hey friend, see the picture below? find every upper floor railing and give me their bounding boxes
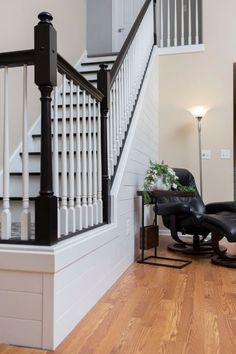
[157,0,203,52]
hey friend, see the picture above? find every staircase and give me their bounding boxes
[0,0,155,245]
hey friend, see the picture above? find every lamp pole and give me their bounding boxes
[197,116,203,197]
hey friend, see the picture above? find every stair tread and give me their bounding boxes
[81,60,115,66]
[52,102,98,108]
[10,171,91,176]
[20,150,96,156]
[32,132,98,138]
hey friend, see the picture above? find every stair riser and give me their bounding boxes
[1,175,93,198]
[32,135,98,151]
[53,93,96,106]
[0,176,39,198]
[24,153,98,172]
[51,119,98,135]
[52,106,98,119]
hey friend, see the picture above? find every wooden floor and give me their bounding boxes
[1,236,236,354]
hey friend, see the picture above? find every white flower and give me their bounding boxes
[167,167,175,176]
[172,183,177,189]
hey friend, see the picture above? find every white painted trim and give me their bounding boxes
[0,222,116,273]
[158,44,205,55]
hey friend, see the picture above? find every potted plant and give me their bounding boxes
[143,161,194,204]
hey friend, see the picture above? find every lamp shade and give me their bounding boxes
[189,106,209,118]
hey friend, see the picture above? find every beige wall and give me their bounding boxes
[159,0,235,203]
[0,0,86,167]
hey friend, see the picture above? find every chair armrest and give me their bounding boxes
[155,202,191,216]
[206,201,236,213]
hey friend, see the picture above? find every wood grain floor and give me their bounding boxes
[1,236,236,354]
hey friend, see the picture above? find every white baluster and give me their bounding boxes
[160,0,164,47]
[112,86,118,166]
[188,0,192,45]
[68,80,76,232]
[115,79,120,152]
[82,90,88,228]
[167,0,170,47]
[75,86,82,230]
[174,0,177,46]
[53,86,61,238]
[1,67,11,240]
[121,63,126,140]
[118,71,124,141]
[60,74,68,235]
[93,100,98,224]
[195,0,199,44]
[181,0,185,45]
[124,57,129,130]
[118,72,123,146]
[109,89,114,176]
[87,95,93,227]
[97,103,103,223]
[21,65,30,240]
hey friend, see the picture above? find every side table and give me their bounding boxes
[137,190,193,269]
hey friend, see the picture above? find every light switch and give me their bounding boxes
[201,149,211,159]
[221,149,231,159]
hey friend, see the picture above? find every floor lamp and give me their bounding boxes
[189,106,209,197]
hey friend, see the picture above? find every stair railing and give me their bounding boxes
[97,0,156,199]
[0,12,104,245]
[157,0,202,48]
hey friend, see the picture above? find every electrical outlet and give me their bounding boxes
[201,149,211,159]
[221,149,231,159]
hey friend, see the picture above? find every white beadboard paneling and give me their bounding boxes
[0,271,42,293]
[0,290,42,320]
[42,274,55,350]
[0,317,42,348]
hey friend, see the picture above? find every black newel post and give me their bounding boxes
[153,0,157,45]
[34,12,58,245]
[97,64,111,223]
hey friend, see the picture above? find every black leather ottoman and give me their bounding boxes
[202,212,236,268]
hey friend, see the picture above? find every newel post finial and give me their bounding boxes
[38,12,53,24]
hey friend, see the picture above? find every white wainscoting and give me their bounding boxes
[0,48,159,350]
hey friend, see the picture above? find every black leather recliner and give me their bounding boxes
[155,168,236,267]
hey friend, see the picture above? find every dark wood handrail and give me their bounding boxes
[0,49,35,68]
[57,54,104,102]
[110,0,152,86]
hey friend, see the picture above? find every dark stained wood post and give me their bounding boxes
[34,12,58,245]
[97,64,111,223]
[153,0,157,45]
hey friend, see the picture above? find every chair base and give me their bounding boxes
[168,242,226,255]
[211,254,236,268]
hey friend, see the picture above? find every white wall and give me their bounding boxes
[159,0,235,203]
[0,0,86,168]
[0,49,159,350]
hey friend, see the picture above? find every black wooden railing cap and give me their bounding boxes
[38,12,53,24]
